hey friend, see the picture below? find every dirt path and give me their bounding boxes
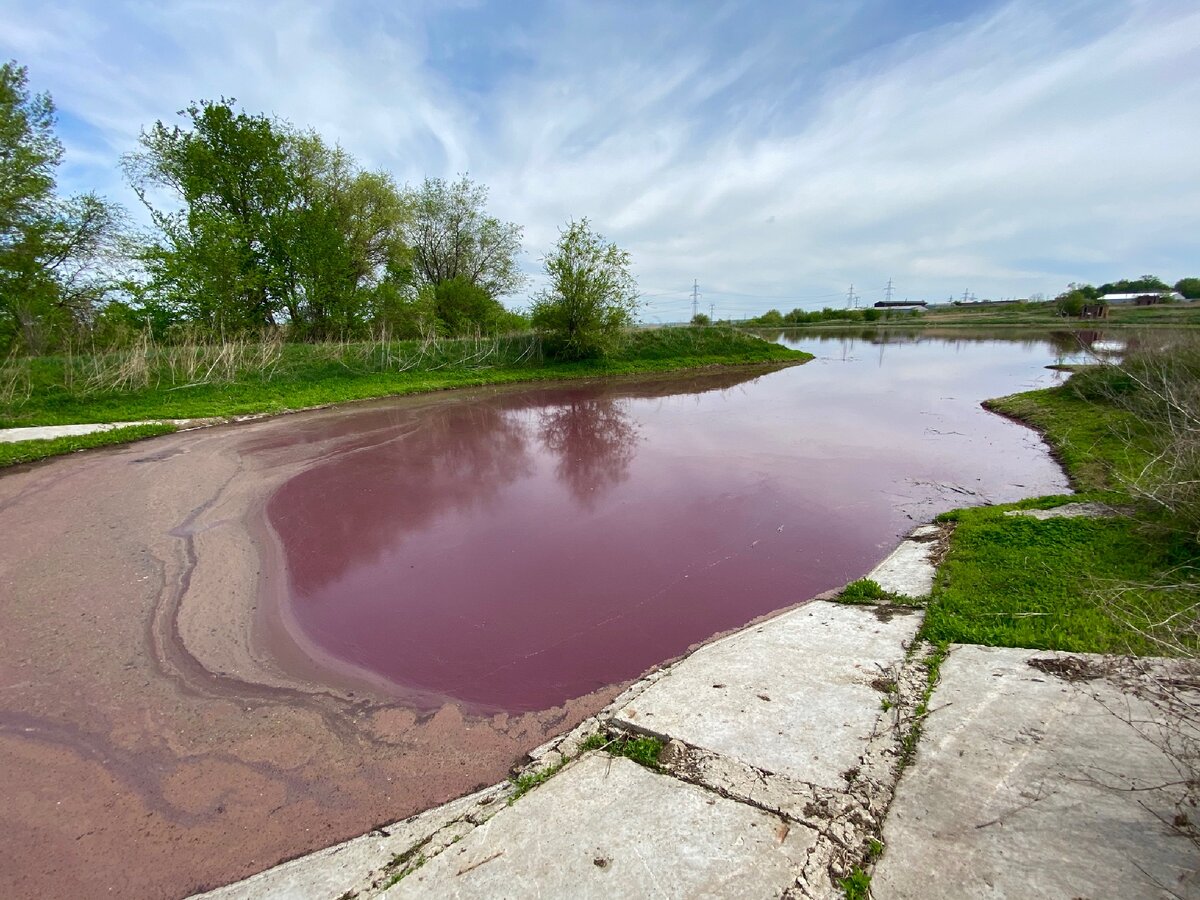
[0,405,615,899]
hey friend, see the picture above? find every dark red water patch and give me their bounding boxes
[265,337,1070,712]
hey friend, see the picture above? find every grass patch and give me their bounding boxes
[927,342,1199,656]
[581,731,665,769]
[838,578,914,606]
[923,506,1192,654]
[0,422,177,469]
[985,386,1151,493]
[0,327,808,428]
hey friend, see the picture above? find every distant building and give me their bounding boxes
[1099,291,1183,305]
[1080,304,1109,319]
[874,300,927,310]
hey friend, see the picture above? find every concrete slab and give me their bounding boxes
[614,600,922,789]
[191,784,508,900]
[1005,501,1115,520]
[383,754,815,899]
[866,536,938,598]
[0,421,160,443]
[874,644,1200,900]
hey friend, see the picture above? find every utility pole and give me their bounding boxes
[691,280,700,320]
[884,278,895,304]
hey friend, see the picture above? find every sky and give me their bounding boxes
[2,0,1197,320]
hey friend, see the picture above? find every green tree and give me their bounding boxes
[1055,288,1092,317]
[431,275,507,335]
[0,62,127,352]
[125,99,296,332]
[690,312,711,326]
[1097,275,1171,295]
[125,100,412,338]
[404,175,524,300]
[1175,278,1200,300]
[530,218,638,360]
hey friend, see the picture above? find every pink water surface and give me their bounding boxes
[264,332,1072,711]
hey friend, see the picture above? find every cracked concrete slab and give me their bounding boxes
[873,644,1200,900]
[613,600,922,789]
[865,530,940,598]
[382,754,816,899]
[191,784,510,900]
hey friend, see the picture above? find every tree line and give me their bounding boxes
[0,62,636,359]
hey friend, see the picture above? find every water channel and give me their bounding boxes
[262,328,1079,713]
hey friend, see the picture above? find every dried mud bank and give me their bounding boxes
[0,403,617,900]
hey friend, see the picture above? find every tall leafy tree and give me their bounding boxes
[125,99,296,331]
[0,61,126,352]
[530,218,638,359]
[404,175,524,299]
[125,100,412,338]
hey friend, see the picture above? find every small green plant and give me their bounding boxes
[840,866,872,899]
[580,730,664,769]
[507,758,567,805]
[839,578,913,605]
[867,838,884,862]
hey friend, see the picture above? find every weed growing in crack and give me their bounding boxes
[839,866,872,899]
[507,759,567,805]
[581,731,665,769]
[899,642,949,769]
[381,847,428,888]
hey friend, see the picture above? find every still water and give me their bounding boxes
[265,330,1077,712]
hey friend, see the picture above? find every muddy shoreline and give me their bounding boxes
[0,404,620,899]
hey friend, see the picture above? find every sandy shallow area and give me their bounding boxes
[0,401,617,900]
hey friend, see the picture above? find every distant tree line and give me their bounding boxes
[742,306,891,326]
[0,62,637,359]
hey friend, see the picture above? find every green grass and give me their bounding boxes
[0,327,807,427]
[985,385,1151,493]
[923,505,1194,653]
[838,577,914,605]
[581,731,665,769]
[0,422,177,469]
[924,368,1195,655]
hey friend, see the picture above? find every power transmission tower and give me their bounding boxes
[691,280,700,320]
[961,288,970,303]
[884,278,895,304]
[709,302,715,321]
[845,283,859,309]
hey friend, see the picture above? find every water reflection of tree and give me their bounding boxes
[268,402,534,593]
[538,397,640,509]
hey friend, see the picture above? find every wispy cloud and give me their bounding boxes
[2,0,1197,317]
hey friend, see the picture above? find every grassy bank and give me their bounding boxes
[923,346,1199,656]
[0,327,807,429]
[0,423,178,467]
